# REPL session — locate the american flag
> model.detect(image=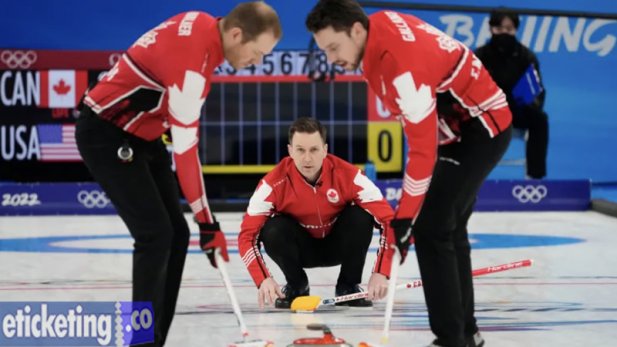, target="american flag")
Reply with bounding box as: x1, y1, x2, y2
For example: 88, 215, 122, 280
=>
37, 124, 82, 162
